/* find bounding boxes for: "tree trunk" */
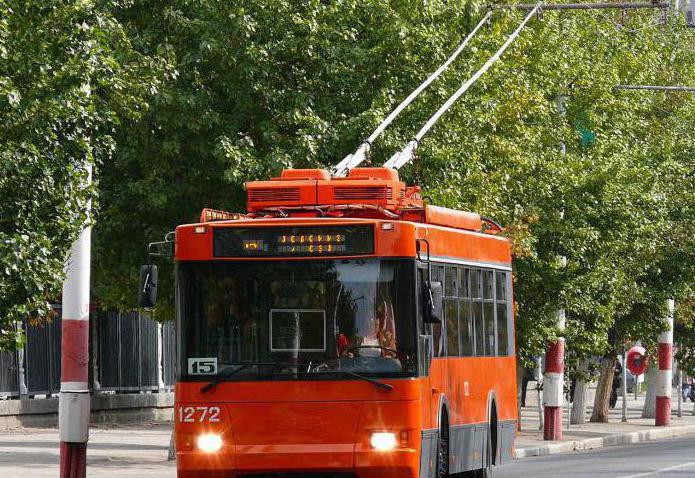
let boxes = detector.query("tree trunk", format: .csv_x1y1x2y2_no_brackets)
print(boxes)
571,361,589,425
642,359,657,418
590,354,616,423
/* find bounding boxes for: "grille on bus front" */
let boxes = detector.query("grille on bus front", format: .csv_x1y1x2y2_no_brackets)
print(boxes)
248,187,301,202
333,186,392,200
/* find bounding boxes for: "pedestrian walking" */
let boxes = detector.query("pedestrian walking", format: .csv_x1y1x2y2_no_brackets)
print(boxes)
610,361,623,409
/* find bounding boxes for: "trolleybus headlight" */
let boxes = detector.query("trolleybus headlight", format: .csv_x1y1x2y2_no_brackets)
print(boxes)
197,433,223,453
370,432,397,451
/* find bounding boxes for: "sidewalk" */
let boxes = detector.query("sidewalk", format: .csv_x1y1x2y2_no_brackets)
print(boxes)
0,423,174,477
515,390,695,458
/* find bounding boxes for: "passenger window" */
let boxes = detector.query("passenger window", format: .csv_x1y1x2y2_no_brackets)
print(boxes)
470,269,482,299
433,321,443,358
459,268,470,298
495,271,511,356
495,271,507,301
483,302,496,356
445,266,457,298
473,301,484,355
432,265,444,284
418,267,443,360
445,298,459,356
483,270,494,300
432,265,444,358
459,300,474,356
496,303,509,356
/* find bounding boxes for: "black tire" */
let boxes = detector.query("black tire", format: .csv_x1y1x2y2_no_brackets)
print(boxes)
436,413,450,478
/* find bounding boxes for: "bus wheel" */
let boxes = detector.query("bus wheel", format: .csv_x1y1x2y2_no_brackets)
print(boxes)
436,413,450,478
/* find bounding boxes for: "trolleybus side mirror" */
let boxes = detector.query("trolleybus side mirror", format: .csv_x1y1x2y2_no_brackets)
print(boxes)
422,281,443,324
138,264,158,308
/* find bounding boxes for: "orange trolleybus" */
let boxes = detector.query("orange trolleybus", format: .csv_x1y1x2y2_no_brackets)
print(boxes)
158,167,517,478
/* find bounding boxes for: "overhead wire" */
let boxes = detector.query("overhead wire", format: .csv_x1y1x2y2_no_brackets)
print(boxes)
384,2,542,170
331,10,494,177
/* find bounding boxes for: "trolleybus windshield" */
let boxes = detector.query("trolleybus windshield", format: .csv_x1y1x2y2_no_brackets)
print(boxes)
177,258,417,381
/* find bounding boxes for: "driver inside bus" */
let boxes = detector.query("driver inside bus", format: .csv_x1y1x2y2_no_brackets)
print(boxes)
348,301,397,358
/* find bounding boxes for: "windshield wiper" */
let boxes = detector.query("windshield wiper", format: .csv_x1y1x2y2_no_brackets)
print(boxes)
200,364,252,393
312,370,393,392
201,363,394,393
200,362,296,393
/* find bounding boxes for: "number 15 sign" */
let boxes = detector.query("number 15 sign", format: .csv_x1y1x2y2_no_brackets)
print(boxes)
188,357,218,375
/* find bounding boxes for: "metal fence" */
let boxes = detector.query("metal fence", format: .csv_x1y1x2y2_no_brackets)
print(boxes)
0,346,18,397
162,322,176,386
24,317,62,396
0,308,176,398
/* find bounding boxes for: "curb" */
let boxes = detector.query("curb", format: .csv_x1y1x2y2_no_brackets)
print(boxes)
0,393,174,430
514,424,695,458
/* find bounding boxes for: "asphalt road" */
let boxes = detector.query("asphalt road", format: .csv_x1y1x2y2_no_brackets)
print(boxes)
496,435,695,478
2,427,694,478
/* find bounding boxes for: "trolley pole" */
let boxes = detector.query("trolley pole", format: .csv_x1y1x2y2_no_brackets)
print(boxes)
655,299,674,427
59,163,92,478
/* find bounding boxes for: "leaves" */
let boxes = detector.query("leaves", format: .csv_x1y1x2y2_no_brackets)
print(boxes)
3,0,692,363
0,0,166,349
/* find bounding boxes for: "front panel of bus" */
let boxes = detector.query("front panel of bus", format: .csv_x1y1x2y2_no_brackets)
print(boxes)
174,220,425,478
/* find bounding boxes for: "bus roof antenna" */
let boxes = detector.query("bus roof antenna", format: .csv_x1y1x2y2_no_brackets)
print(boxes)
331,10,494,178
384,2,541,171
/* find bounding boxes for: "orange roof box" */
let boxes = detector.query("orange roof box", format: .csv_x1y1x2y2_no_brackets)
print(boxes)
345,167,400,181
245,169,331,212
278,169,331,181
425,205,482,232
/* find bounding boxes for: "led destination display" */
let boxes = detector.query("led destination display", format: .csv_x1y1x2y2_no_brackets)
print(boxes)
213,225,374,257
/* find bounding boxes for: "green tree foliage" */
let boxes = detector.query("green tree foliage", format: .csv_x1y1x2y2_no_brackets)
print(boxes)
95,0,484,310
409,8,695,362
77,1,695,365
0,0,165,349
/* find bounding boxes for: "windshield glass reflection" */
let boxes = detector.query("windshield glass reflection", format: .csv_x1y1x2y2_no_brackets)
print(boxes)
178,259,416,379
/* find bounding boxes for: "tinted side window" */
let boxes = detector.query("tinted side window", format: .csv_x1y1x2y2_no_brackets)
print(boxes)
432,265,444,357
483,270,494,300
445,298,459,356
471,269,482,299
445,266,457,298
495,271,511,356
495,271,507,301
459,268,470,298
460,299,474,356
483,301,495,356
472,303,484,355
496,303,509,356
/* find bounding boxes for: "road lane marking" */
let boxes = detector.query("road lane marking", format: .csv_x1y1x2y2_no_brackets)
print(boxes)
618,461,695,478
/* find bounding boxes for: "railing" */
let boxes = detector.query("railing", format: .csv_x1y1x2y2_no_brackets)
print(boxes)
0,308,176,398
0,346,19,397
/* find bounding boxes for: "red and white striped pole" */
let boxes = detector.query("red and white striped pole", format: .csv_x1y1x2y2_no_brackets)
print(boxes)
59,163,92,478
544,99,568,441
655,299,674,427
544,309,565,441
